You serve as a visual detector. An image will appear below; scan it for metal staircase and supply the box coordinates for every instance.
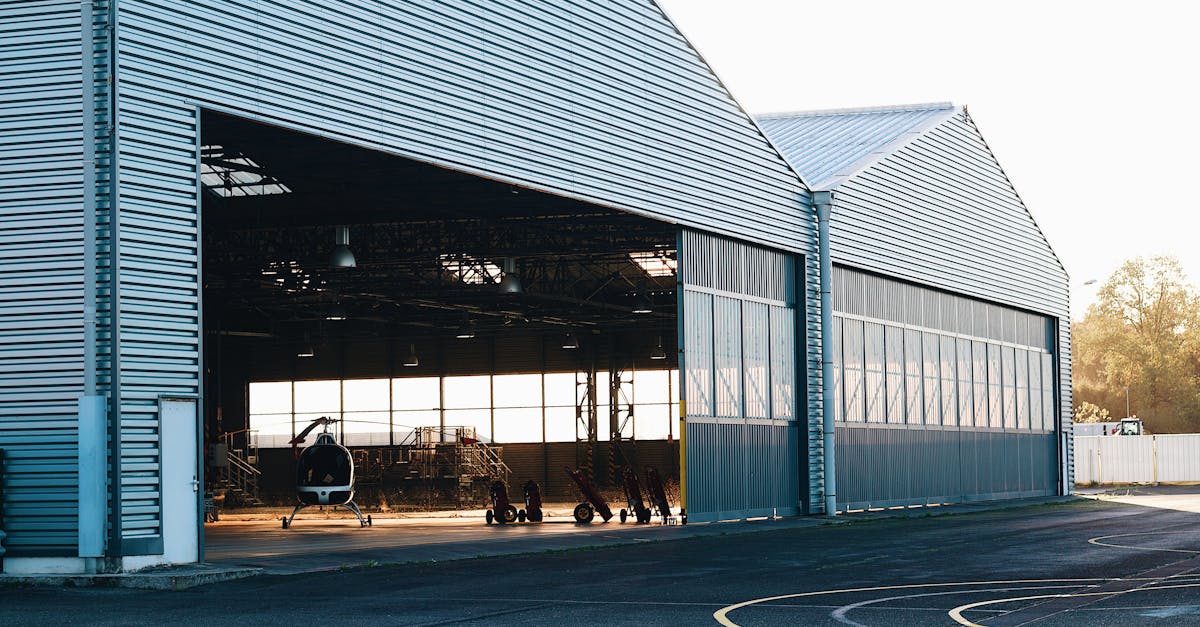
[216,430,263,506]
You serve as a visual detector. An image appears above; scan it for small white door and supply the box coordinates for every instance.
[161,397,199,564]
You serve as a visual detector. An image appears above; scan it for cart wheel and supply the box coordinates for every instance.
[639,508,651,524]
[281,517,289,529]
[573,503,594,523]
[619,508,628,523]
[501,505,519,524]
[486,510,494,525]
[529,508,543,523]
[518,509,526,523]
[367,515,372,527]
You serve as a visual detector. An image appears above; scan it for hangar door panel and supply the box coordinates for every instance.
[679,231,801,522]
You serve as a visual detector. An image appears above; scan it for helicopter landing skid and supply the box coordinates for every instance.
[282,501,373,529]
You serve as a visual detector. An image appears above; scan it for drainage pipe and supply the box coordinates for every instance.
[813,191,837,516]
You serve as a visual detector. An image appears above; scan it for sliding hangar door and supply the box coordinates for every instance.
[830,267,1058,509]
[678,230,811,522]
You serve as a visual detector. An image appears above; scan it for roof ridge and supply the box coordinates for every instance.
[756,101,955,120]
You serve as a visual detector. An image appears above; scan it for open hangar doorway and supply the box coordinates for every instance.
[199,111,682,530]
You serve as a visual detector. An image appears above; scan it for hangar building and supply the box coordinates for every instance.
[0,2,1068,574]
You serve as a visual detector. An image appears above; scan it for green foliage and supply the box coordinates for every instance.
[1073,401,1110,423]
[1074,256,1200,433]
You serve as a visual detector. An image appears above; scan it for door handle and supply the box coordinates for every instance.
[191,475,200,493]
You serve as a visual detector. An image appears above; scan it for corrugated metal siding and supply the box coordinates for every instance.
[837,426,1055,510]
[679,230,813,520]
[826,112,1067,320]
[116,0,810,253]
[0,0,87,556]
[832,266,1051,350]
[756,103,954,189]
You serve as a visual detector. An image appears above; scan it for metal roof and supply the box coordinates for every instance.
[757,102,958,190]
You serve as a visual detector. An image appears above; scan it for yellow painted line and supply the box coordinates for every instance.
[711,579,1106,626]
[1088,531,1200,555]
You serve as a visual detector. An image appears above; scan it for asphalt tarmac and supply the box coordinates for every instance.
[2,489,1198,625]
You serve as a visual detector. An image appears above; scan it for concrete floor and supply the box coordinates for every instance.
[3,489,1199,625]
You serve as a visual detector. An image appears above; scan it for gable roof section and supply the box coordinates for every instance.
[757,102,956,190]
[114,0,812,252]
[759,103,1067,317]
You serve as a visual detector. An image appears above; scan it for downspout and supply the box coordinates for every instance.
[77,0,107,566]
[813,190,837,516]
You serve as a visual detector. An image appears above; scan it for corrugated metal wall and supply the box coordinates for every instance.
[0,0,91,556]
[679,230,808,521]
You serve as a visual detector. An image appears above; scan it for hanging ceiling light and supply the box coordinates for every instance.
[631,292,653,315]
[297,342,315,358]
[403,343,420,367]
[498,257,523,294]
[456,314,476,339]
[324,303,348,321]
[329,226,356,269]
[650,336,667,361]
[562,332,579,350]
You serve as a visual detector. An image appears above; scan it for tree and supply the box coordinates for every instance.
[1073,401,1110,423]
[1073,256,1200,433]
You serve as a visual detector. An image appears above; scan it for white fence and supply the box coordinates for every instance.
[1074,434,1200,484]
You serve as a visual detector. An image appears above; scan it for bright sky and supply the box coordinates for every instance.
[657,0,1200,318]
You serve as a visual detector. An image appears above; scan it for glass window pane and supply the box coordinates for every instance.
[923,331,940,427]
[635,403,671,440]
[493,374,542,408]
[957,339,974,428]
[249,413,292,439]
[905,329,924,424]
[294,380,340,413]
[833,317,845,422]
[769,306,796,420]
[987,343,1002,428]
[249,381,292,415]
[443,375,491,410]
[842,318,865,422]
[393,377,441,411]
[685,290,714,416]
[1003,346,1017,428]
[634,370,670,405]
[864,322,885,423]
[443,409,490,442]
[743,302,770,419]
[342,378,390,412]
[1041,352,1055,431]
[940,335,956,427]
[342,411,391,447]
[973,340,988,427]
[1028,351,1043,431]
[392,410,440,445]
[493,407,542,443]
[884,325,905,424]
[545,406,578,442]
[713,295,743,418]
[544,373,577,407]
[1016,349,1031,429]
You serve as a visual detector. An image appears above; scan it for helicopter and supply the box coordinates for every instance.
[282,416,372,529]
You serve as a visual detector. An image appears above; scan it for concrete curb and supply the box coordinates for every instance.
[0,565,262,590]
